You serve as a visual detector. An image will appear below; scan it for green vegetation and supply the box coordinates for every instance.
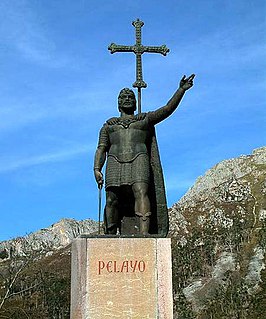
[0,248,71,318]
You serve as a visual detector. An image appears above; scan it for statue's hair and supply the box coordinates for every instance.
[118,88,136,111]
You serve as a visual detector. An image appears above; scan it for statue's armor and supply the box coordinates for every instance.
[97,113,152,188]
[108,117,150,162]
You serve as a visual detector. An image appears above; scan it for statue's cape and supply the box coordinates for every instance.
[148,126,169,237]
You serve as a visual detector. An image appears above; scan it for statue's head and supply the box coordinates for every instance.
[118,88,136,113]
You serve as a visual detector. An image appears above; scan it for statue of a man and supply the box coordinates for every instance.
[94,74,195,235]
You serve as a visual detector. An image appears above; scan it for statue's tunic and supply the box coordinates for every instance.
[97,112,169,236]
[98,113,152,188]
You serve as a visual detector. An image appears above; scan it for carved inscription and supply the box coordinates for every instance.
[98,260,146,275]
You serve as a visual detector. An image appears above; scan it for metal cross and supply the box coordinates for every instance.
[108,19,169,113]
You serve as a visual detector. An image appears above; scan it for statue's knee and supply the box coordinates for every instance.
[133,186,148,200]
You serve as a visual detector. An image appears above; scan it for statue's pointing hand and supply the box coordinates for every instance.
[179,74,195,91]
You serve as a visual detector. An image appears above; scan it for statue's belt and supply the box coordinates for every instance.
[108,152,148,163]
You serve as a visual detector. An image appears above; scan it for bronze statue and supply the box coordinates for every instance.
[94,74,195,236]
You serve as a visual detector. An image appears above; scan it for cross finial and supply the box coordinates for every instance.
[108,19,169,113]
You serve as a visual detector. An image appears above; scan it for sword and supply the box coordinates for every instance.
[98,184,102,235]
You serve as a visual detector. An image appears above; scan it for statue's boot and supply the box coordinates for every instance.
[104,206,119,234]
[136,211,151,235]
[105,222,118,235]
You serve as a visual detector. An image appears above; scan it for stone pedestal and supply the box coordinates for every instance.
[71,236,173,319]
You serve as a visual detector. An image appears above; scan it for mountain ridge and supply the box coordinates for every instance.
[0,218,98,261]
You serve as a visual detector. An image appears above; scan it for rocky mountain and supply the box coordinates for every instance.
[169,146,266,318]
[0,146,265,318]
[0,219,98,318]
[0,218,98,260]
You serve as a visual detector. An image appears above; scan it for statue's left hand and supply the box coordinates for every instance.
[179,74,195,91]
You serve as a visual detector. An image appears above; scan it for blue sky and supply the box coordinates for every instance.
[0,0,265,241]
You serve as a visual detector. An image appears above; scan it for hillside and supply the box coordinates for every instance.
[169,146,266,318]
[0,147,265,318]
[0,219,98,318]
[0,218,98,260]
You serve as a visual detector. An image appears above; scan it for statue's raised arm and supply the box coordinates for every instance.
[148,74,195,125]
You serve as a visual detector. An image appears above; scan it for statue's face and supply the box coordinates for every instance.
[118,89,136,113]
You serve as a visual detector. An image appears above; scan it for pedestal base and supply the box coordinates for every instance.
[71,237,173,319]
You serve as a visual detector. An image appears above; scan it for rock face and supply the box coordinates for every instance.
[169,147,266,319]
[0,218,98,260]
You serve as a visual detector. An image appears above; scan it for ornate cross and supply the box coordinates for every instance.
[108,19,169,113]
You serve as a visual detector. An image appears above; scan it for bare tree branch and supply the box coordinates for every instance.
[0,261,29,310]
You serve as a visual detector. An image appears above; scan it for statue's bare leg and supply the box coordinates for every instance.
[132,182,151,235]
[105,189,119,234]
